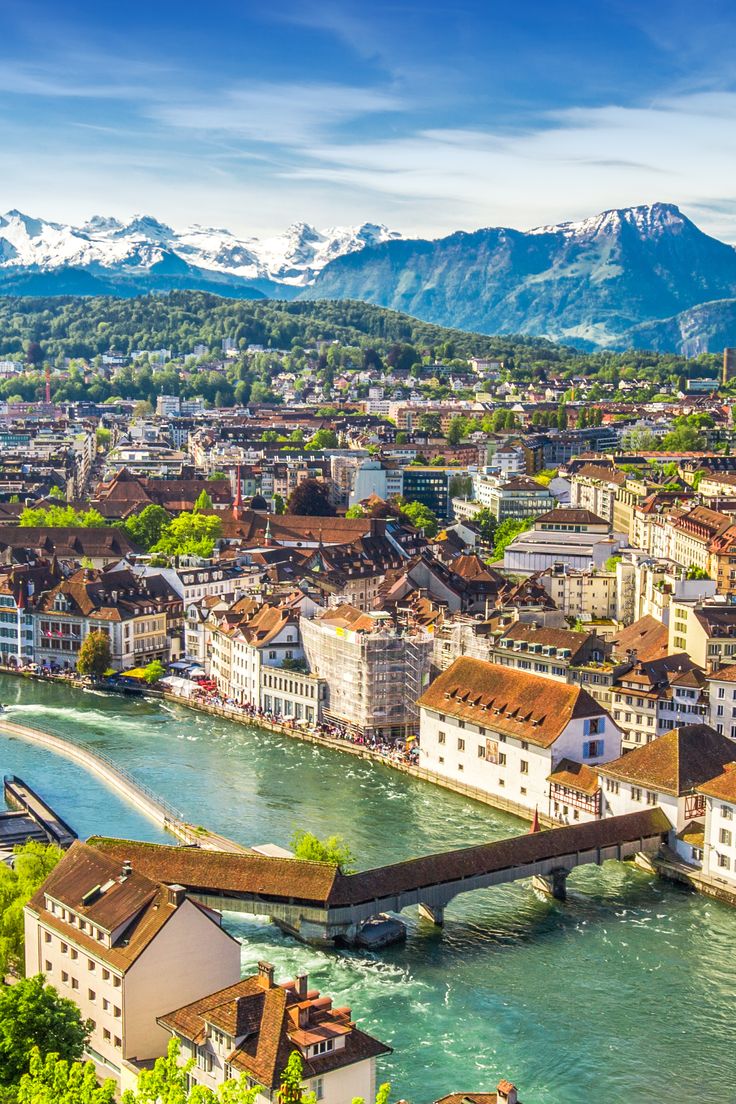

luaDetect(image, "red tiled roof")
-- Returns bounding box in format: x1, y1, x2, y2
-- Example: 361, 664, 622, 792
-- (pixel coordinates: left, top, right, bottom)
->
599, 725, 736, 796
418, 657, 606, 749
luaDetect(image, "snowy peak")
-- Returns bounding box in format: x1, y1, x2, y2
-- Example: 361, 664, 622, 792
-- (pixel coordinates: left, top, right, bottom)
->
0, 209, 402, 286
529, 202, 691, 241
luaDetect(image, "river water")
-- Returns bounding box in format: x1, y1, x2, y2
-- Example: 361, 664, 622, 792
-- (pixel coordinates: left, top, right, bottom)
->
1, 674, 734, 1104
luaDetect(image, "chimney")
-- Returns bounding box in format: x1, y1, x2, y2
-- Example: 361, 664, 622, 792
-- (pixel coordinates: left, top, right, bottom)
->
295, 971, 308, 999
121, 859, 132, 879
298, 1005, 310, 1029
497, 1081, 518, 1104
258, 961, 275, 987
167, 884, 186, 907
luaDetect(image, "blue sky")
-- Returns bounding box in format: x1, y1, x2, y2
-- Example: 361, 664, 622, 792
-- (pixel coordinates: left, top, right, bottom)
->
2, 0, 736, 239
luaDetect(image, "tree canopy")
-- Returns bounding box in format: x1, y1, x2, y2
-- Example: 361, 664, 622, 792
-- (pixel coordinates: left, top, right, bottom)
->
0, 977, 90, 1091
0, 841, 62, 978
152, 512, 222, 559
76, 631, 112, 680
122, 504, 170, 550
286, 480, 335, 517
399, 500, 440, 538
290, 831, 356, 873
19, 507, 106, 529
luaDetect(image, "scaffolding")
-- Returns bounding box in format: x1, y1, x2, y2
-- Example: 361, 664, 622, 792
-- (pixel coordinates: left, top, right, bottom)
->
301, 615, 432, 741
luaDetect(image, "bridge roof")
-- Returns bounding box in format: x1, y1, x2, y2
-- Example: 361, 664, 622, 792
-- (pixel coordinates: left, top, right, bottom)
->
87, 837, 345, 906
328, 808, 671, 908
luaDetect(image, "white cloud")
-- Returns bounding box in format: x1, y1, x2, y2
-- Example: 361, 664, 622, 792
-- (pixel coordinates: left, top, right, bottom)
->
277, 91, 736, 240
149, 81, 403, 146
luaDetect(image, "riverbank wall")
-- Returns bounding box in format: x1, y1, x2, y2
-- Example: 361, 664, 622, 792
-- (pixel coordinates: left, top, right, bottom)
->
161, 691, 557, 829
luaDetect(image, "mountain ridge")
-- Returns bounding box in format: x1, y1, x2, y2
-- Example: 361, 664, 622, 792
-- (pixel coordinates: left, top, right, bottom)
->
1, 202, 736, 352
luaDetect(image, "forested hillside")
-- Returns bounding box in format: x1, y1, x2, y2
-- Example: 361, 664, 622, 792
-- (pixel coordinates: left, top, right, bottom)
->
0, 293, 562, 363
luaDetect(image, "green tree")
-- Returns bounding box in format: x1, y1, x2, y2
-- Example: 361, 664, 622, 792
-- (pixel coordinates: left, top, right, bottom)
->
19, 506, 106, 528
686, 565, 710, 580
153, 512, 223, 559
121, 1037, 261, 1104
446, 415, 466, 446
272, 494, 286, 515
193, 490, 213, 513
142, 659, 166, 685
123, 505, 170, 551
471, 507, 497, 544
290, 831, 356, 873
0, 842, 62, 977
286, 480, 335, 517
95, 427, 111, 450
399, 500, 439, 537
76, 631, 112, 680
418, 413, 442, 437
132, 400, 153, 419
0, 977, 90, 1091
492, 517, 531, 559
16, 1049, 116, 1104
307, 428, 339, 450
661, 421, 707, 451
277, 1052, 314, 1104
345, 505, 367, 518
605, 555, 622, 572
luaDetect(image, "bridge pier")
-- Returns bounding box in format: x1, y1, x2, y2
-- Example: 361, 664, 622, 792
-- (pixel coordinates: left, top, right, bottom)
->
532, 867, 569, 901
418, 902, 445, 926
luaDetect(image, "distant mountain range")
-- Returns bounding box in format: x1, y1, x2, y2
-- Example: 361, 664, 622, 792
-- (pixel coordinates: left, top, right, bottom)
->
0, 210, 400, 299
2, 203, 736, 352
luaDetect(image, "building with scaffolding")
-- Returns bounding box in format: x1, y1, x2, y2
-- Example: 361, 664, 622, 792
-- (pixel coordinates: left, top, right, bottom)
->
301, 604, 433, 741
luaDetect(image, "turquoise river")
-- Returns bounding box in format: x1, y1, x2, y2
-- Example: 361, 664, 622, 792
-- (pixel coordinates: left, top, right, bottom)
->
1, 674, 734, 1104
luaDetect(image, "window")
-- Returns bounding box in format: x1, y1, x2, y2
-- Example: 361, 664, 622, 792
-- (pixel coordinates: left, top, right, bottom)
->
520, 759, 529, 774
60, 942, 68, 955
721, 805, 734, 820
718, 854, 731, 870
70, 949, 78, 960
719, 828, 732, 847
312, 1079, 324, 1102
103, 1029, 111, 1042
114, 1037, 121, 1050
631, 786, 642, 802
197, 1048, 213, 1073
499, 752, 507, 766
438, 730, 446, 745
102, 969, 110, 981
44, 960, 52, 972
44, 931, 51, 943
61, 971, 69, 983
583, 739, 604, 759
477, 744, 485, 758
646, 791, 658, 806
457, 738, 465, 752
88, 959, 95, 971
102, 998, 109, 1011
71, 978, 78, 990
458, 720, 466, 729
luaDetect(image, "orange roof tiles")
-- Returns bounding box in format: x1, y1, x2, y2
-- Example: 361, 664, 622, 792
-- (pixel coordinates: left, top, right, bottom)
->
418, 657, 605, 749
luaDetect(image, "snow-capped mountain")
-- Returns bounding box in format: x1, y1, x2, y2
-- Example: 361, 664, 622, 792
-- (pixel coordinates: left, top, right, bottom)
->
302, 202, 736, 349
0, 210, 401, 296
2, 201, 736, 350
